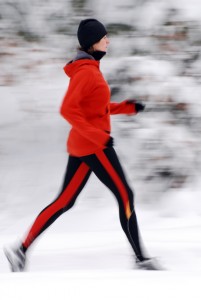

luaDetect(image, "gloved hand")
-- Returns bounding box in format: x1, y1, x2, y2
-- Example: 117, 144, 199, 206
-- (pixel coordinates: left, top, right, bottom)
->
135, 102, 145, 112
105, 136, 114, 148
126, 99, 145, 113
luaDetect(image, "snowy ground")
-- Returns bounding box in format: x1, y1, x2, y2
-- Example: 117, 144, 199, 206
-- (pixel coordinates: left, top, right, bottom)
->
1, 206, 201, 300
1, 57, 201, 300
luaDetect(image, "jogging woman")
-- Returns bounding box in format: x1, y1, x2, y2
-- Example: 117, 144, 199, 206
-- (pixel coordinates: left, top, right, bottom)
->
5, 19, 159, 271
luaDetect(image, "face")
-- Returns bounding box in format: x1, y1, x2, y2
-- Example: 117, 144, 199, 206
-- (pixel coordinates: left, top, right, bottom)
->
93, 35, 110, 52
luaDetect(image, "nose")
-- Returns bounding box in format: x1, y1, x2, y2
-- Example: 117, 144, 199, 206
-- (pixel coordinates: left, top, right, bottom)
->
106, 37, 110, 44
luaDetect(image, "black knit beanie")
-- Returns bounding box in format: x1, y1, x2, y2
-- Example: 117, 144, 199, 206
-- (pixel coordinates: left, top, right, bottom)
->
77, 19, 107, 50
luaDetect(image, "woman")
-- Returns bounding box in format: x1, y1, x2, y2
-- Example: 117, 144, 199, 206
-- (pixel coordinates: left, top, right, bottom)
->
5, 19, 159, 271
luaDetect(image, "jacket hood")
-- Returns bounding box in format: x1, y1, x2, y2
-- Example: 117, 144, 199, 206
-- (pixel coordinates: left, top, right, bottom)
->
64, 50, 99, 78
64, 59, 100, 78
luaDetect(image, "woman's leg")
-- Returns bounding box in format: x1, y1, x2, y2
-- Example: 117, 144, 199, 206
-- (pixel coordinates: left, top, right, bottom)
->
22, 156, 91, 252
81, 147, 147, 261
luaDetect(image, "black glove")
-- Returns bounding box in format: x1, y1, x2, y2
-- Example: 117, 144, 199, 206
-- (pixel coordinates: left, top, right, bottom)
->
135, 102, 145, 112
126, 99, 145, 113
105, 136, 114, 148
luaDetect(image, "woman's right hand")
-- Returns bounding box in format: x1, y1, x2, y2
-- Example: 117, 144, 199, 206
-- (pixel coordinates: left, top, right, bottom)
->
105, 137, 114, 148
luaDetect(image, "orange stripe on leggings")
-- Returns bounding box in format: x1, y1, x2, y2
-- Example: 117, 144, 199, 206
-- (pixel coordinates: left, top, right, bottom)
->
96, 151, 132, 219
23, 162, 89, 248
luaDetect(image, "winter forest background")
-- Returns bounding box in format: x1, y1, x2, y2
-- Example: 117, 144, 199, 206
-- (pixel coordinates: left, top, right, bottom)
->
0, 1, 201, 298
1, 0, 201, 220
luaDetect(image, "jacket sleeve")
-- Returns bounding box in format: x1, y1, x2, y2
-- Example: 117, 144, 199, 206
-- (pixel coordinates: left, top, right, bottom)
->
110, 100, 137, 115
60, 69, 109, 147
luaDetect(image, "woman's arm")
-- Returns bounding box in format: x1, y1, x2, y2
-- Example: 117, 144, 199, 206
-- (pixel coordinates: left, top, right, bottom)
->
110, 100, 145, 115
110, 100, 137, 115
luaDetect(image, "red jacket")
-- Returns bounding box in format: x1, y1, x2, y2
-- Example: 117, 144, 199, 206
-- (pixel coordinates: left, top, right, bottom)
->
60, 59, 136, 156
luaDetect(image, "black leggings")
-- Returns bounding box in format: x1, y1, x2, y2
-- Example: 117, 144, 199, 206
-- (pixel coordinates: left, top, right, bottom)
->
23, 147, 146, 261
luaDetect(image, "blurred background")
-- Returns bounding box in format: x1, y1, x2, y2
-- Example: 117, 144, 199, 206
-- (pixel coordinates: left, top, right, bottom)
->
1, 0, 201, 231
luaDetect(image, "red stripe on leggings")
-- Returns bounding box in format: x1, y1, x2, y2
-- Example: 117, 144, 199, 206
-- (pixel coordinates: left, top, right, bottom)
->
23, 162, 89, 248
96, 151, 132, 219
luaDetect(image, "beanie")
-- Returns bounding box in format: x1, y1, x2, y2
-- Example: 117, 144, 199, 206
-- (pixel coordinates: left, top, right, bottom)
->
77, 19, 107, 50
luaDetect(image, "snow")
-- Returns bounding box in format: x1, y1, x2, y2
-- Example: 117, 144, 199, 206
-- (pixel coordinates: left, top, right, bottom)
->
1, 270, 200, 300
1, 209, 201, 299
1, 0, 201, 299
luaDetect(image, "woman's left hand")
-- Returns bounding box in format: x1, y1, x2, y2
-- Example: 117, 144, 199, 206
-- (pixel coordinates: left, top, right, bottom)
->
126, 99, 145, 113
